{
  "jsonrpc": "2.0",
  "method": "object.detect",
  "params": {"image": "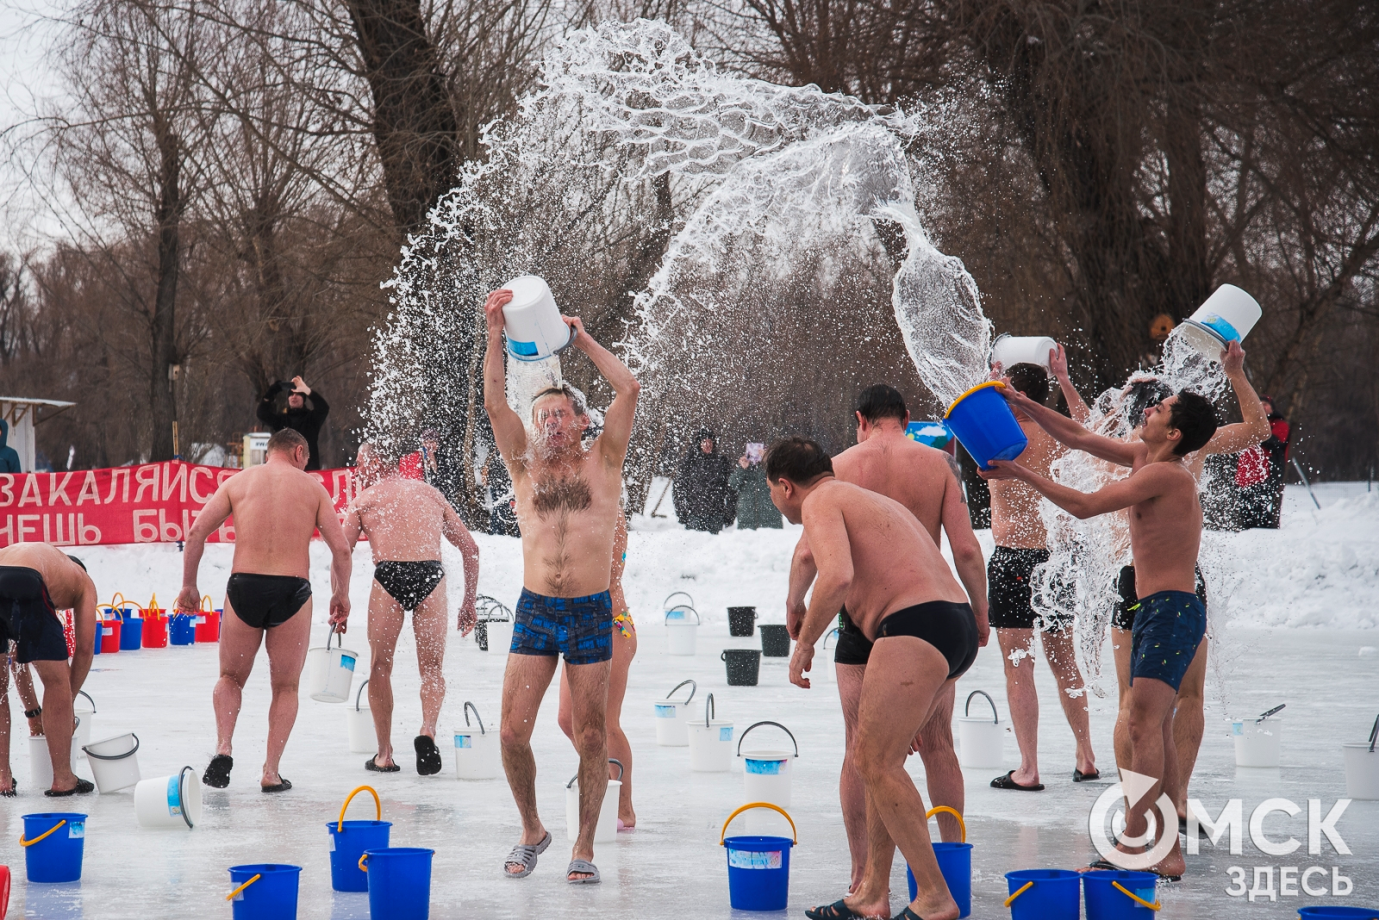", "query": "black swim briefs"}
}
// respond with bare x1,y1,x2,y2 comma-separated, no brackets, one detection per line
987,546,1072,633
0,566,68,663
833,609,873,666
226,573,312,630
875,600,980,680
373,561,444,611
1113,564,1207,631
